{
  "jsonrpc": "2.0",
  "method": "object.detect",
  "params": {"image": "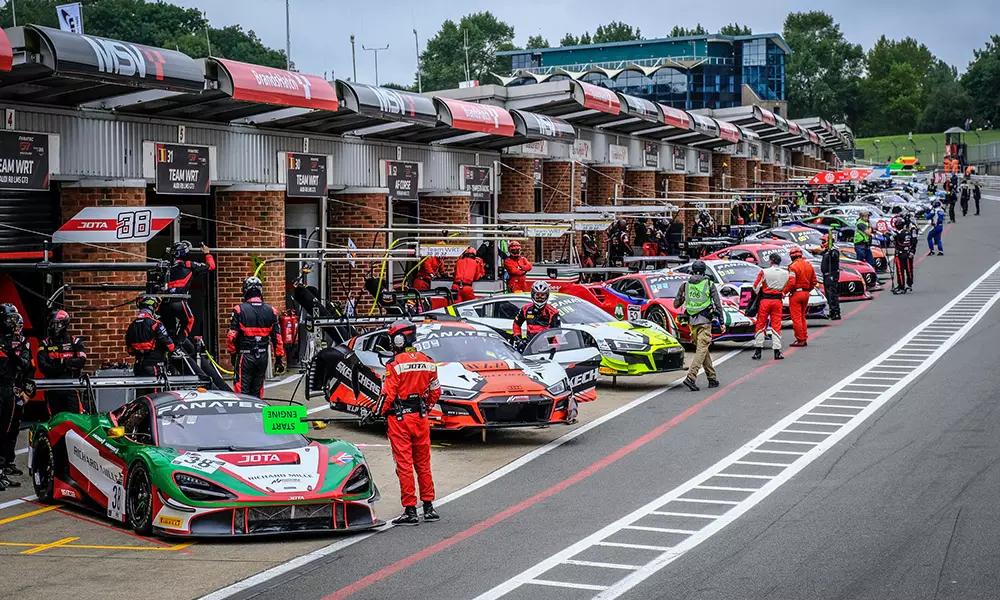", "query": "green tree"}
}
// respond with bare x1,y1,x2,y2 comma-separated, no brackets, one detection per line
525,35,550,50
419,12,516,91
962,35,1000,129
719,23,752,36
782,11,864,124
669,24,708,37
382,82,416,92
919,79,972,133
0,0,288,68
560,33,579,46
592,21,642,43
